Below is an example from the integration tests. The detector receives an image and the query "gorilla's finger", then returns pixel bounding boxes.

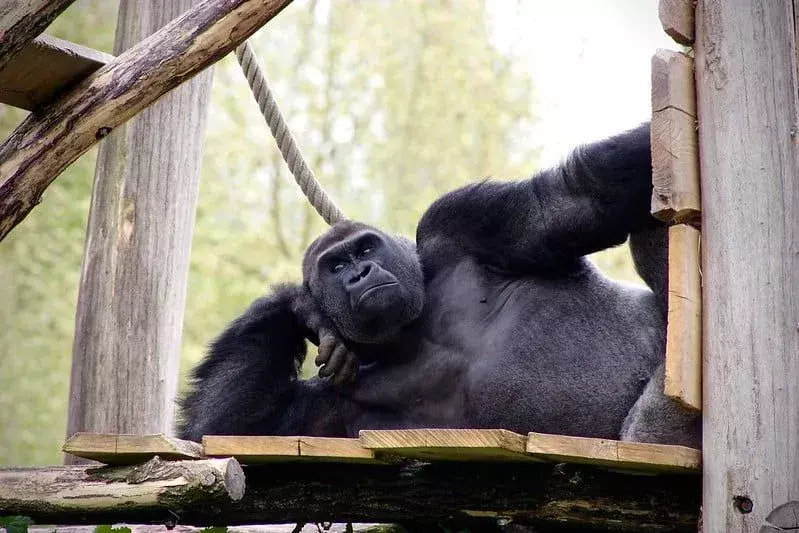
[319,343,348,378]
[315,333,336,366]
[332,354,358,388]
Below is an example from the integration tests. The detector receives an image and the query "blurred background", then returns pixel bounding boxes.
[0,0,678,465]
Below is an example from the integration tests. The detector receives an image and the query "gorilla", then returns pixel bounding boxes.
[177,123,701,448]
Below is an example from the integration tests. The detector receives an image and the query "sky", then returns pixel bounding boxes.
[487,0,680,165]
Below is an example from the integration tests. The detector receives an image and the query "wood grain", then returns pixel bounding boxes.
[0,456,244,516]
[651,49,700,225]
[0,34,112,110]
[62,432,202,464]
[203,435,382,464]
[664,224,702,411]
[359,428,533,462]
[0,0,294,242]
[64,0,216,459]
[658,0,695,45]
[0,0,77,73]
[526,432,700,473]
[695,1,799,530]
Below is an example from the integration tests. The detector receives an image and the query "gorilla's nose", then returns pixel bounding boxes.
[348,262,373,286]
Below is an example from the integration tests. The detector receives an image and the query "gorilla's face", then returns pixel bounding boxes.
[303,222,424,344]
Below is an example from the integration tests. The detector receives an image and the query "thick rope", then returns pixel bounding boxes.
[235,41,346,226]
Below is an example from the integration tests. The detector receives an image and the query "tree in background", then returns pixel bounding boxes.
[0,0,639,465]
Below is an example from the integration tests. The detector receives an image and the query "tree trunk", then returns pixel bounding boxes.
[695,1,799,530]
[1,461,699,532]
[66,0,214,463]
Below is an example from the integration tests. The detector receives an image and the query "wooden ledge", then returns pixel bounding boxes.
[360,428,532,462]
[204,435,382,464]
[63,432,202,464]
[0,34,113,111]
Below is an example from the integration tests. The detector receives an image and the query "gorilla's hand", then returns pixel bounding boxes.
[315,328,358,387]
[289,286,359,387]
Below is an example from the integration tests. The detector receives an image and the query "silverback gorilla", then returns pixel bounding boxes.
[177,123,701,448]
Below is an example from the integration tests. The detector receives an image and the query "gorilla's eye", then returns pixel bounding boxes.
[330,262,346,274]
[357,246,373,259]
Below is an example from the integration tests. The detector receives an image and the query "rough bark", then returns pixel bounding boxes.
[0,0,293,241]
[3,462,699,532]
[0,457,244,515]
[0,0,77,73]
[695,0,799,531]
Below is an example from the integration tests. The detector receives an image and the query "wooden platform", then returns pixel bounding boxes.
[0,34,112,111]
[63,429,701,473]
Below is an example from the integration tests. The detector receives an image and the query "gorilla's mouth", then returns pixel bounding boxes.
[356,282,399,307]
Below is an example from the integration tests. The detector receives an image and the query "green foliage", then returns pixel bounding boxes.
[0,516,32,533]
[94,526,132,533]
[198,527,228,533]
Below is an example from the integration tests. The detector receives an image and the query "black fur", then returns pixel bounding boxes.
[177,123,701,448]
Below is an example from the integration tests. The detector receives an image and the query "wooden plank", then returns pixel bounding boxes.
[658,0,695,45]
[526,433,701,473]
[62,433,202,464]
[65,0,213,464]
[203,435,382,464]
[0,0,294,243]
[664,224,702,411]
[695,0,799,530]
[0,0,77,73]
[0,34,112,111]
[650,49,700,226]
[359,428,533,462]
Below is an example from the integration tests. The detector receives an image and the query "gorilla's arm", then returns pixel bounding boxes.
[176,284,355,441]
[417,123,656,274]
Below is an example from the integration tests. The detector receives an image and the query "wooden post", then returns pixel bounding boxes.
[66,0,213,462]
[695,1,799,531]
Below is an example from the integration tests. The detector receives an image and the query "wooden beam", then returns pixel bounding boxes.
[695,1,799,530]
[0,0,294,242]
[658,0,695,46]
[64,0,215,464]
[0,0,77,73]
[63,433,203,464]
[203,435,383,464]
[664,224,702,411]
[359,429,533,462]
[2,461,700,531]
[651,49,700,225]
[526,432,700,473]
[0,457,244,519]
[0,34,112,111]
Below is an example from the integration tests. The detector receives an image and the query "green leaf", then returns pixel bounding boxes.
[199,528,228,533]
[94,526,132,533]
[0,516,33,533]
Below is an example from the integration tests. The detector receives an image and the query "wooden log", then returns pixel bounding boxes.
[359,429,533,462]
[695,1,799,531]
[658,0,695,46]
[0,0,294,242]
[0,457,244,519]
[664,224,702,411]
[203,435,382,464]
[526,432,701,473]
[650,49,700,225]
[0,0,77,73]
[4,461,700,531]
[0,34,112,111]
[63,433,203,464]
